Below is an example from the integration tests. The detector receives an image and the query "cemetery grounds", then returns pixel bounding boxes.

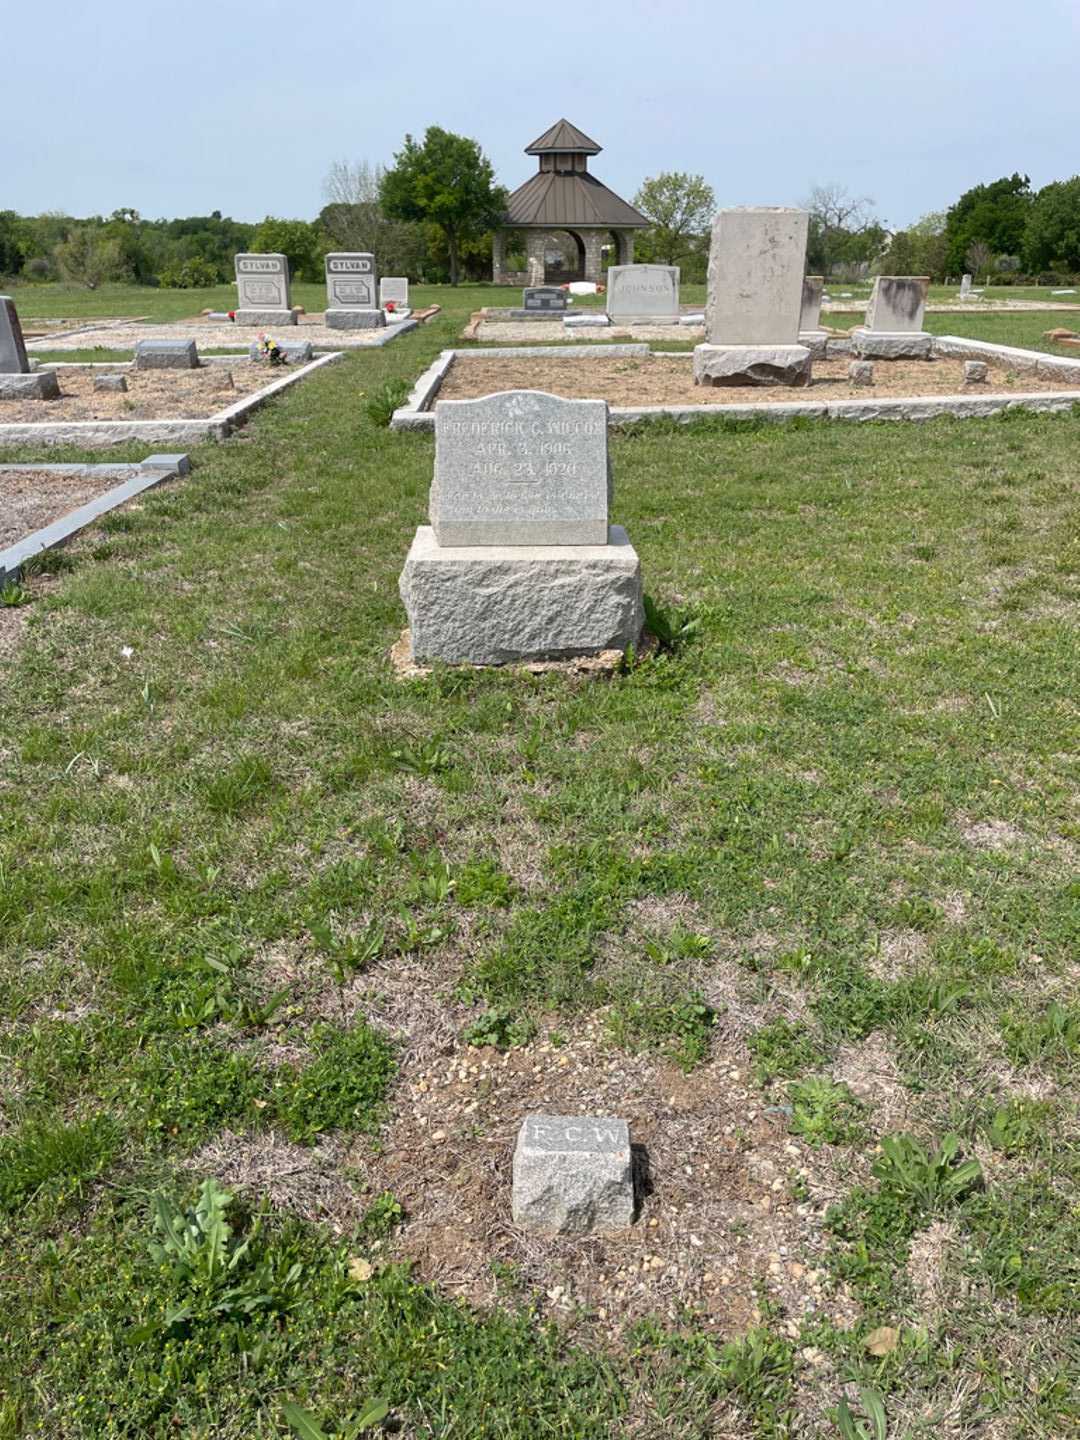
[0,281,1077,1439]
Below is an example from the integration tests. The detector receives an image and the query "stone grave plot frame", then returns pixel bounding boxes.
[325,252,384,330]
[0,352,344,450]
[852,276,932,358]
[234,253,298,326]
[388,340,1080,432]
[398,388,644,666]
[0,453,190,584]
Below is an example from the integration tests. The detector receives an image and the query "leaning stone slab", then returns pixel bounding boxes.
[693,343,811,387]
[0,371,61,399]
[133,339,199,370]
[606,264,679,324]
[850,329,932,359]
[864,276,929,332]
[399,525,643,666]
[432,391,610,546]
[0,296,30,373]
[512,1115,634,1235]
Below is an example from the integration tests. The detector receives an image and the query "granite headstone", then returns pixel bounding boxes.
[234,253,295,325]
[522,286,567,312]
[605,264,679,324]
[0,296,30,374]
[379,276,409,307]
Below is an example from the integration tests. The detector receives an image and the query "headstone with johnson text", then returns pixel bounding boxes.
[605,264,679,324]
[234,253,297,326]
[398,389,643,665]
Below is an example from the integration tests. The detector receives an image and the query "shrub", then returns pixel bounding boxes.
[158,257,220,289]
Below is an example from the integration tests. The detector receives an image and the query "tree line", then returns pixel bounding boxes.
[3,126,1079,289]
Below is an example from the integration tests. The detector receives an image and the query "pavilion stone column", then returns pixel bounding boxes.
[526,232,546,286]
[492,230,508,284]
[617,231,635,265]
[582,230,606,285]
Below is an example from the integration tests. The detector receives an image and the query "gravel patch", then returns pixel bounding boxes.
[27,315,391,354]
[0,364,265,423]
[0,469,125,548]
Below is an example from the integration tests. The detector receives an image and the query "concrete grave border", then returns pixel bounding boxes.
[389,337,1080,432]
[0,453,190,583]
[26,317,418,358]
[0,351,345,449]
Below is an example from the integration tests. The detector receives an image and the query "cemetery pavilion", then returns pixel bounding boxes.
[492,119,649,287]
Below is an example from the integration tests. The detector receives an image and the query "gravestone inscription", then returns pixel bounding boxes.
[431,390,610,546]
[512,1114,634,1235]
[325,252,376,308]
[605,264,679,323]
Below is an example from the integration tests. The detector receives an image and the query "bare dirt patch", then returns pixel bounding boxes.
[333,1018,861,1342]
[436,353,1080,408]
[0,470,126,548]
[0,363,268,423]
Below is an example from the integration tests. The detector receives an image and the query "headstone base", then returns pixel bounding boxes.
[693,343,812,388]
[233,308,300,327]
[851,328,932,360]
[325,308,385,330]
[399,525,643,666]
[799,329,829,360]
[612,314,680,326]
[0,371,61,399]
[564,314,612,329]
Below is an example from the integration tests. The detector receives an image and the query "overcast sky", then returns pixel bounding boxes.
[8,0,1080,229]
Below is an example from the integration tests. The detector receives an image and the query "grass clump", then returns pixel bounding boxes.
[787,1077,867,1146]
[276,1022,396,1142]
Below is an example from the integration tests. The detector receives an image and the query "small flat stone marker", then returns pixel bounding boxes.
[94,373,128,392]
[512,1114,634,1235]
[963,359,989,383]
[0,295,31,374]
[849,360,874,386]
[133,339,199,370]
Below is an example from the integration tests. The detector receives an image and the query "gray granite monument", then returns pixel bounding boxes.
[133,339,199,370]
[694,208,811,386]
[512,1114,634,1235]
[605,264,679,324]
[399,390,643,665]
[234,253,298,327]
[851,276,932,358]
[325,252,384,330]
[0,295,60,398]
[379,276,409,308]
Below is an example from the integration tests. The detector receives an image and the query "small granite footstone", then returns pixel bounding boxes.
[693,343,811,387]
[94,373,129,392]
[400,526,643,666]
[133,339,199,370]
[0,296,30,373]
[963,360,989,384]
[511,1114,634,1235]
[849,360,874,386]
[0,371,61,399]
[432,391,610,547]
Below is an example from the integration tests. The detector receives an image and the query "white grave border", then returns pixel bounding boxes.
[389,339,1080,432]
[0,453,190,583]
[0,352,346,450]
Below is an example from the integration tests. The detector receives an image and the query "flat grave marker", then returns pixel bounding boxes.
[512,1114,634,1235]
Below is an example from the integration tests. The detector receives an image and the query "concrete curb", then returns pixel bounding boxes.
[0,351,344,449]
[0,453,190,583]
[389,339,1080,433]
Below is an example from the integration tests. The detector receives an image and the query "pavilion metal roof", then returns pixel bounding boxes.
[504,171,649,229]
[525,119,602,155]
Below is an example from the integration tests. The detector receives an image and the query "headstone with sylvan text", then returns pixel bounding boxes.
[325,252,384,329]
[234,253,297,326]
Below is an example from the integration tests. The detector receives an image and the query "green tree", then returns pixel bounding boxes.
[379,127,506,285]
[250,217,321,283]
[0,211,26,277]
[319,159,428,279]
[943,173,1033,275]
[54,225,127,288]
[633,172,715,266]
[803,183,885,274]
[881,210,948,280]
[1024,176,1080,272]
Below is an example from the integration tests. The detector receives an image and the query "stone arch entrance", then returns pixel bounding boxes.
[543,230,586,283]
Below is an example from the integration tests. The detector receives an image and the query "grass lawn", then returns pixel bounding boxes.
[0,286,1078,1439]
